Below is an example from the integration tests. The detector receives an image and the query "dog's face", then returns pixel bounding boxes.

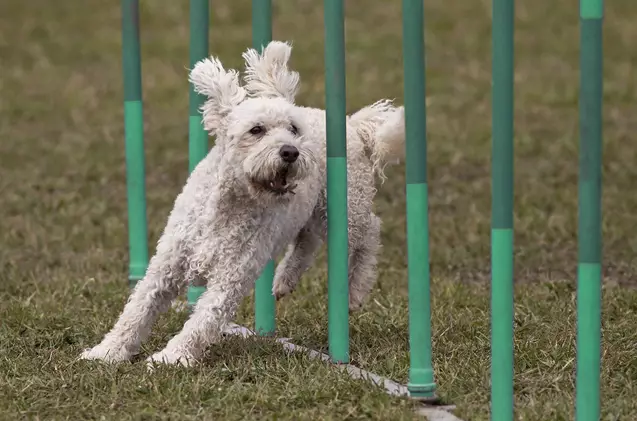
[223,97,318,196]
[189,41,316,197]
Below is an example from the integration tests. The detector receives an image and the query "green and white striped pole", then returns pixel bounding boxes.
[575,0,604,420]
[324,0,349,364]
[121,0,149,288]
[402,0,436,400]
[252,0,277,337]
[490,0,515,418]
[186,0,210,308]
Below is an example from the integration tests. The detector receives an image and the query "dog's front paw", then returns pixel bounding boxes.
[146,349,194,370]
[348,294,365,312]
[79,343,134,363]
[349,302,364,312]
[272,278,294,301]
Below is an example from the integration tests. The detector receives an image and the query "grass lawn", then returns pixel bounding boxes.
[1,0,637,419]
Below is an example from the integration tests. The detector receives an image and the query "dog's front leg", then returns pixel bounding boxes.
[80,234,186,363]
[272,218,323,300]
[146,269,255,367]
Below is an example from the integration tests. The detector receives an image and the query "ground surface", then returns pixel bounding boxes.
[1,0,636,420]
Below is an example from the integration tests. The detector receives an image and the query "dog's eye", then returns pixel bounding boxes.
[289,124,299,135]
[249,125,265,135]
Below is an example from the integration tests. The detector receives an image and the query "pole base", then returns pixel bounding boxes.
[408,382,438,402]
[128,276,143,289]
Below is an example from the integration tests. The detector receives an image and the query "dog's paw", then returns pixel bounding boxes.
[348,296,365,312]
[146,349,194,370]
[349,303,364,312]
[272,279,294,301]
[79,344,134,363]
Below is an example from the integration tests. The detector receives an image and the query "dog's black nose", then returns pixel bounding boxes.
[279,145,299,163]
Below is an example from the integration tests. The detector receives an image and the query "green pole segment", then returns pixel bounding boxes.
[187,286,207,306]
[490,0,514,418]
[188,0,210,174]
[324,0,349,364]
[576,0,603,420]
[252,0,276,337]
[402,0,436,399]
[186,0,210,308]
[122,0,149,288]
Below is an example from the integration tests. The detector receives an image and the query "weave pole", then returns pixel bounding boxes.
[252,0,277,337]
[575,0,604,419]
[185,0,210,308]
[121,0,149,289]
[401,0,436,400]
[490,0,515,418]
[324,0,350,364]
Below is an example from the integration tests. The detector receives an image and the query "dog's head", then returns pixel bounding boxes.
[189,42,317,197]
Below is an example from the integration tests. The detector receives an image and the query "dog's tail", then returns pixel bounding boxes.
[349,100,405,182]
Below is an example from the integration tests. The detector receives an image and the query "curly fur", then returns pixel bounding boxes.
[79,41,405,367]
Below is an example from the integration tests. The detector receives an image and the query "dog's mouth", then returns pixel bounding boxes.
[255,167,298,196]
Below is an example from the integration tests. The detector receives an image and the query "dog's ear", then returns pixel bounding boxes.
[242,41,300,103]
[189,56,246,134]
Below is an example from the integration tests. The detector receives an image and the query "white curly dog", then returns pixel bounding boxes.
[80,41,405,366]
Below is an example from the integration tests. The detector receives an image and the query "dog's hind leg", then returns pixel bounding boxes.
[348,213,381,311]
[79,235,187,362]
[272,216,324,301]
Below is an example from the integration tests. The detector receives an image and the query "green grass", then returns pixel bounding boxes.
[1,0,637,419]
